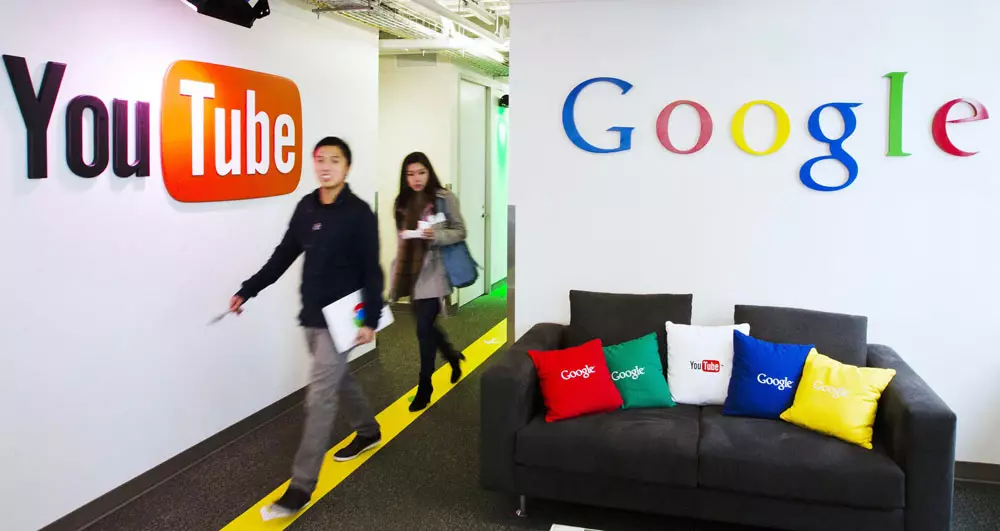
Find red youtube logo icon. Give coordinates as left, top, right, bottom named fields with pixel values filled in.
left=701, top=360, right=721, bottom=373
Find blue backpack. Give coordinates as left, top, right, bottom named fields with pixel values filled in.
left=436, top=197, right=480, bottom=289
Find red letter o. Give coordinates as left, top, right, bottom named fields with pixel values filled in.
left=656, top=100, right=714, bottom=154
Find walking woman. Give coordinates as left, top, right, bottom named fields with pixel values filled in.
left=390, top=152, right=467, bottom=412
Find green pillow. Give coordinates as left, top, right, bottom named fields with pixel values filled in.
left=603, top=333, right=676, bottom=409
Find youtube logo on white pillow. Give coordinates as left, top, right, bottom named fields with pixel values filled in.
left=666, top=322, right=750, bottom=405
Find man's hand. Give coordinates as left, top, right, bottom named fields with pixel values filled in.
left=229, top=295, right=246, bottom=315
left=355, top=326, right=375, bottom=345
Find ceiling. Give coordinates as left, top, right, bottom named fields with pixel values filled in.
left=305, top=0, right=510, bottom=78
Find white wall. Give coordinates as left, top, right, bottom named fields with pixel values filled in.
left=377, top=56, right=508, bottom=287
left=512, top=0, right=1000, bottom=465
left=0, top=1, right=378, bottom=529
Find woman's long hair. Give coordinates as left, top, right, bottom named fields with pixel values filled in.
left=394, top=152, right=444, bottom=229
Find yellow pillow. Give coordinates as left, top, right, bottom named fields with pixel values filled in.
left=780, top=349, right=895, bottom=449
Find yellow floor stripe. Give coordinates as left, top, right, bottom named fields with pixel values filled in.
left=220, top=319, right=508, bottom=531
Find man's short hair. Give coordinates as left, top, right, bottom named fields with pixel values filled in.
left=313, top=136, right=352, bottom=166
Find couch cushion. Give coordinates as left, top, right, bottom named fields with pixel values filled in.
left=734, top=305, right=868, bottom=366
left=723, top=330, right=812, bottom=419
left=515, top=405, right=700, bottom=487
left=603, top=333, right=675, bottom=409
left=665, top=322, right=750, bottom=406
left=698, top=406, right=904, bottom=509
left=527, top=339, right=624, bottom=422
left=566, top=291, right=693, bottom=365
left=780, top=350, right=896, bottom=450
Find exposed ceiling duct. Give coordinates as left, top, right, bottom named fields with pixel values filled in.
left=410, top=0, right=504, bottom=46
left=379, top=36, right=505, bottom=62
left=304, top=0, right=509, bottom=78
left=309, top=0, right=377, bottom=12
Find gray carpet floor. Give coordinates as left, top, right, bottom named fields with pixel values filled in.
left=84, top=284, right=1000, bottom=531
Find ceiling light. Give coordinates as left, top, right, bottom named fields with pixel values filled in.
left=461, top=1, right=496, bottom=25
left=412, top=0, right=505, bottom=46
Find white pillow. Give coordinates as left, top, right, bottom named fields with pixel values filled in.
left=666, top=321, right=751, bottom=405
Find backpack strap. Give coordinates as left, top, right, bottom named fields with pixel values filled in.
left=435, top=195, right=449, bottom=221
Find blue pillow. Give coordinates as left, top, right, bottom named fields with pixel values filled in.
left=723, top=330, right=812, bottom=419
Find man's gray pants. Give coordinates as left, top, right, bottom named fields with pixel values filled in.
left=291, top=328, right=380, bottom=494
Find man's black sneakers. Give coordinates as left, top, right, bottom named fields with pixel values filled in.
left=333, top=432, right=382, bottom=462
left=274, top=487, right=311, bottom=511
left=260, top=487, right=310, bottom=520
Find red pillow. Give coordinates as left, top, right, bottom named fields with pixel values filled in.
left=528, top=339, right=624, bottom=422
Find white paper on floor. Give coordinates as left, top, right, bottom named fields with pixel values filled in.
left=260, top=503, right=297, bottom=522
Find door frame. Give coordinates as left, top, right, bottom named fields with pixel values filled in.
left=456, top=76, right=493, bottom=304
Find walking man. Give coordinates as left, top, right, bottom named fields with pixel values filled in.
left=230, top=137, right=384, bottom=517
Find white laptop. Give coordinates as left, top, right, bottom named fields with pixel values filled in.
left=322, top=290, right=394, bottom=353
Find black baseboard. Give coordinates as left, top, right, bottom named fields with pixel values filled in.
left=41, top=348, right=379, bottom=531
left=955, top=461, right=1000, bottom=484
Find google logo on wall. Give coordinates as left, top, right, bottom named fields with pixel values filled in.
left=561, top=72, right=990, bottom=192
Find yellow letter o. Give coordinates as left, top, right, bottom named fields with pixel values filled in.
left=731, top=100, right=790, bottom=156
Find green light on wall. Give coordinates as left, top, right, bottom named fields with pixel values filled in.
left=497, top=106, right=508, bottom=148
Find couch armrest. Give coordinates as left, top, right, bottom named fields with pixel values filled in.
left=868, top=344, right=957, bottom=531
left=480, top=323, right=563, bottom=492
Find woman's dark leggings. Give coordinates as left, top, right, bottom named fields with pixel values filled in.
left=413, top=298, right=457, bottom=391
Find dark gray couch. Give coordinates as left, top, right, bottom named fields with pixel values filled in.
left=481, top=291, right=957, bottom=531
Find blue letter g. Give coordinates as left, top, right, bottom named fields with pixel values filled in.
left=562, top=77, right=634, bottom=153
left=800, top=102, right=862, bottom=192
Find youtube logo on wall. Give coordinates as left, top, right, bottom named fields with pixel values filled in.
left=2, top=55, right=303, bottom=203
left=161, top=60, right=303, bottom=202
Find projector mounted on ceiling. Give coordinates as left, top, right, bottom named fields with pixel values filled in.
left=182, top=0, right=271, bottom=28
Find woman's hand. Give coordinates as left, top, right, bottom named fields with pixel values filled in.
left=421, top=227, right=434, bottom=240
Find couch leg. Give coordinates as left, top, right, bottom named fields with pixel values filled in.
left=516, top=495, right=528, bottom=517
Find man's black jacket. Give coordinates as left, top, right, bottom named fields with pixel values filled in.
left=237, top=185, right=384, bottom=329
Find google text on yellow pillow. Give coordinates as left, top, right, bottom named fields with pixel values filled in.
left=780, top=350, right=896, bottom=449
